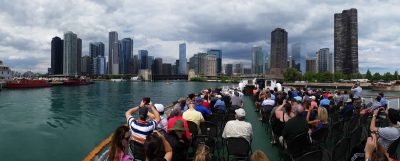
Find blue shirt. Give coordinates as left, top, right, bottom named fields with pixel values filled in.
left=380, top=97, right=388, bottom=106
left=213, top=99, right=226, bottom=111
left=195, top=104, right=212, bottom=117
left=320, top=98, right=330, bottom=107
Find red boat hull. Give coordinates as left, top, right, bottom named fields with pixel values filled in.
left=6, top=80, right=51, bottom=89
left=63, top=79, right=88, bottom=86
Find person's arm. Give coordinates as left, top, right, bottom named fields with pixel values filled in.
left=364, top=133, right=377, bottom=161
left=306, top=108, right=318, bottom=126
left=370, top=109, right=379, bottom=133
left=155, top=131, right=172, bottom=161
left=148, top=103, right=161, bottom=123
left=125, top=101, right=144, bottom=121
left=275, top=100, right=286, bottom=119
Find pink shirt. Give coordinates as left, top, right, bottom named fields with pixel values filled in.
left=119, top=152, right=133, bottom=161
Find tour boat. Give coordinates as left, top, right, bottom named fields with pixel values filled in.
left=371, top=80, right=400, bottom=91
left=5, top=79, right=51, bottom=89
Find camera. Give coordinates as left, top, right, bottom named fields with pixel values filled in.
left=142, top=97, right=151, bottom=105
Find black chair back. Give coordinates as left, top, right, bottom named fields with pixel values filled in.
left=200, top=121, right=218, bottom=138
left=296, top=150, right=323, bottom=161
left=286, top=132, right=311, bottom=158
left=350, top=126, right=362, bottom=150
left=330, top=120, right=344, bottom=144
left=388, top=137, right=400, bottom=159
left=226, top=137, right=251, bottom=160
left=332, top=137, right=351, bottom=161
left=187, top=121, right=199, bottom=137
left=129, top=140, right=145, bottom=161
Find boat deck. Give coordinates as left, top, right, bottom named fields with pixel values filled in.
left=242, top=96, right=280, bottom=160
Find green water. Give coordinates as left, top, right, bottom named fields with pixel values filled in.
left=0, top=81, right=234, bottom=161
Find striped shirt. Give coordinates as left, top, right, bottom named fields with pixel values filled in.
left=128, top=117, right=157, bottom=144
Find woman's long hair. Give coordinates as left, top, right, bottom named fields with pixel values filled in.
left=194, top=144, right=212, bottom=161
left=144, top=133, right=165, bottom=161
left=108, top=126, right=129, bottom=161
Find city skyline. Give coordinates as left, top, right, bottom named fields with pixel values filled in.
left=0, top=1, right=399, bottom=73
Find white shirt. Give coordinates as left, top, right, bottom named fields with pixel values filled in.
left=262, top=99, right=275, bottom=106
left=222, top=120, right=253, bottom=143
left=157, top=115, right=168, bottom=131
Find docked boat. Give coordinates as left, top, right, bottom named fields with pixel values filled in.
left=371, top=80, right=400, bottom=91
left=63, top=79, right=88, bottom=86
left=49, top=80, right=64, bottom=86
left=5, top=79, right=51, bottom=89
left=110, top=79, right=124, bottom=82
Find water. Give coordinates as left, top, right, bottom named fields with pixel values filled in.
left=0, top=81, right=233, bottom=161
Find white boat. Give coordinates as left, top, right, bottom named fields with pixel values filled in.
left=110, top=79, right=123, bottom=82
left=130, top=76, right=141, bottom=81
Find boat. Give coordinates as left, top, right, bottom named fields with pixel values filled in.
left=5, top=79, right=51, bottom=89
left=110, top=79, right=124, bottom=82
left=131, top=76, right=141, bottom=81
left=371, top=80, right=400, bottom=91
left=49, top=80, right=64, bottom=86
left=63, top=79, right=88, bottom=86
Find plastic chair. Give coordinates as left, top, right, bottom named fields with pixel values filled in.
left=331, top=137, right=351, bottom=161
left=286, top=132, right=312, bottom=159
left=187, top=121, right=199, bottom=137
left=200, top=121, right=218, bottom=139
left=295, top=150, right=323, bottom=161
left=311, top=126, right=329, bottom=145
left=225, top=137, right=252, bottom=161
left=349, top=126, right=362, bottom=150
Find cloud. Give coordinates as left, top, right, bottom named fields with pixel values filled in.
left=0, top=0, right=399, bottom=73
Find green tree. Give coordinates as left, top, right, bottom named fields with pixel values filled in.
left=372, top=72, right=381, bottom=81
left=319, top=72, right=333, bottom=82
left=304, top=72, right=317, bottom=82
left=383, top=72, right=393, bottom=81
left=283, top=68, right=302, bottom=82
left=394, top=71, right=399, bottom=80
left=333, top=72, right=345, bottom=81
left=365, top=69, right=372, bottom=80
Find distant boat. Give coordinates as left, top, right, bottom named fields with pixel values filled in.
left=5, top=79, right=51, bottom=89
left=130, top=77, right=141, bottom=81
left=371, top=80, right=400, bottom=91
left=165, top=82, right=173, bottom=85
left=111, top=79, right=124, bottom=82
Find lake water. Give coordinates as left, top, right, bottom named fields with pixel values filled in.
left=0, top=81, right=234, bottom=161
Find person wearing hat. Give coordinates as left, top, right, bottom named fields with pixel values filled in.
left=167, top=106, right=192, bottom=140
left=340, top=98, right=354, bottom=118
left=125, top=99, right=161, bottom=145
left=319, top=93, right=331, bottom=108
left=222, top=108, right=253, bottom=143
left=193, top=97, right=212, bottom=118
left=165, top=120, right=190, bottom=161
left=213, top=95, right=226, bottom=112
left=370, top=108, right=400, bottom=150
left=153, top=104, right=167, bottom=132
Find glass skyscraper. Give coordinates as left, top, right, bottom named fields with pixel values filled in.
left=179, top=43, right=187, bottom=74
left=251, top=46, right=265, bottom=75
left=119, top=38, right=133, bottom=74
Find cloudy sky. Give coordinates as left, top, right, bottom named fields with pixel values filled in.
left=0, top=0, right=399, bottom=73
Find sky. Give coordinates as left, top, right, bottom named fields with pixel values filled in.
left=0, top=0, right=399, bottom=74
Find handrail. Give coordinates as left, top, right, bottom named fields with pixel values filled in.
left=83, top=134, right=113, bottom=161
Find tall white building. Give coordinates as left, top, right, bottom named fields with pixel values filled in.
left=179, top=43, right=187, bottom=74
left=63, top=31, right=80, bottom=76
left=108, top=31, right=119, bottom=75
left=206, top=54, right=217, bottom=76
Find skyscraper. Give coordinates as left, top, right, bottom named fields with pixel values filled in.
left=63, top=31, right=79, bottom=76
left=81, top=56, right=91, bottom=75
left=179, top=43, right=187, bottom=74
left=316, top=48, right=334, bottom=73
left=224, top=64, right=233, bottom=76
left=51, top=36, right=63, bottom=75
left=77, top=38, right=82, bottom=75
left=270, top=28, right=288, bottom=75
left=207, top=49, right=222, bottom=74
left=334, top=8, right=358, bottom=74
left=120, top=38, right=133, bottom=74
left=306, top=58, right=317, bottom=73
left=291, top=43, right=301, bottom=72
left=108, top=31, right=119, bottom=74
left=189, top=53, right=208, bottom=75
left=162, top=64, right=172, bottom=75
left=132, top=55, right=139, bottom=74
left=93, top=56, right=105, bottom=75
left=251, top=46, right=265, bottom=75
left=138, top=50, right=148, bottom=70
left=89, top=42, right=105, bottom=75
left=153, top=58, right=163, bottom=75
left=206, top=54, right=217, bottom=76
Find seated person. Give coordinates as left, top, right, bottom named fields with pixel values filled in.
left=370, top=108, right=400, bottom=150
left=306, top=107, right=328, bottom=133
left=194, top=97, right=212, bottom=118
left=222, top=108, right=253, bottom=143
left=144, top=131, right=173, bottom=161
left=340, top=98, right=354, bottom=118
left=183, top=101, right=205, bottom=126
left=167, top=106, right=191, bottom=140
left=166, top=120, right=190, bottom=161
left=281, top=107, right=308, bottom=145
left=213, top=95, right=226, bottom=112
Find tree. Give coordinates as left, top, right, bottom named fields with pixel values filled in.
left=283, top=68, right=302, bottom=82
left=304, top=72, right=317, bottom=82
left=365, top=69, right=372, bottom=80
left=383, top=72, right=393, bottom=81
left=394, top=71, right=399, bottom=80
left=319, top=72, right=333, bottom=82
left=334, top=72, right=345, bottom=81
left=372, top=72, right=382, bottom=81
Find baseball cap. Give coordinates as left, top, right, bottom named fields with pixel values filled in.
left=235, top=108, right=246, bottom=117
left=154, top=104, right=165, bottom=113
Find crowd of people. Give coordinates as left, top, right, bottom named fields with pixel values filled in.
left=253, top=82, right=400, bottom=161
left=107, top=88, right=270, bottom=161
